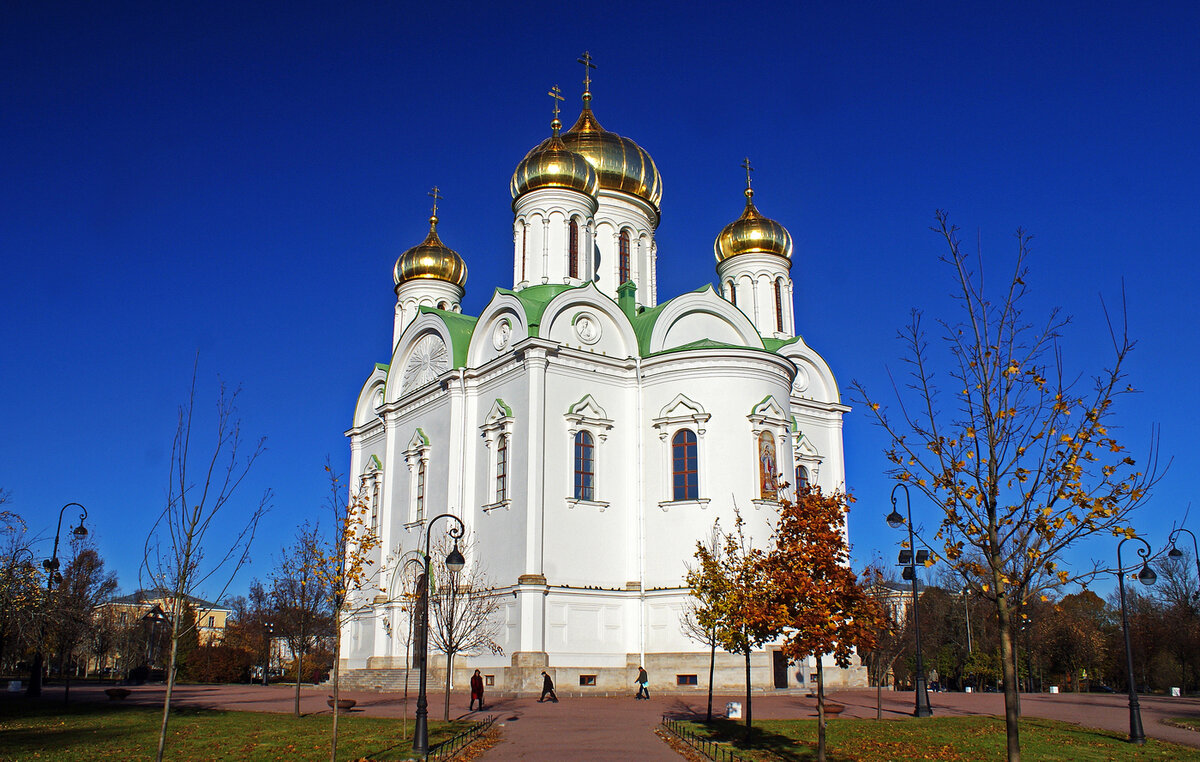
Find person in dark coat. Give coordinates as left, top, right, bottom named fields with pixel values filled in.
left=469, top=668, right=485, bottom=711
left=538, top=670, right=558, bottom=702
left=635, top=666, right=650, bottom=700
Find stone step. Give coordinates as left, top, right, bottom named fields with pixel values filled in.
left=326, top=668, right=423, bottom=692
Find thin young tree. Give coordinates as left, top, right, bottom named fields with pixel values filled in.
left=271, top=521, right=332, bottom=717
left=681, top=522, right=725, bottom=721
left=142, top=362, right=270, bottom=762
left=426, top=531, right=504, bottom=720
left=312, top=463, right=381, bottom=762
left=760, top=486, right=883, bottom=762
left=853, top=212, right=1160, bottom=762
left=860, top=563, right=909, bottom=719
left=689, top=507, right=775, bottom=737
left=50, top=539, right=118, bottom=700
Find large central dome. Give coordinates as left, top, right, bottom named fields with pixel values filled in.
left=522, top=93, right=662, bottom=210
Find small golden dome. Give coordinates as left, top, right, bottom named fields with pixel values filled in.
left=714, top=188, right=793, bottom=263
left=393, top=214, right=468, bottom=290
left=511, top=118, right=599, bottom=199
left=523, top=93, right=662, bottom=210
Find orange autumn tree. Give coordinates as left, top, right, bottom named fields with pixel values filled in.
left=853, top=212, right=1159, bottom=762
left=761, top=486, right=883, bottom=762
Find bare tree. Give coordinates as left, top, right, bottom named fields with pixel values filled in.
left=141, top=361, right=269, bottom=762
left=860, top=562, right=910, bottom=719
left=50, top=538, right=117, bottom=700
left=426, top=531, right=504, bottom=721
left=271, top=521, right=332, bottom=716
left=853, top=212, right=1161, bottom=761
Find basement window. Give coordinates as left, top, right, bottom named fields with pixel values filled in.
left=579, top=675, right=597, bottom=686
left=677, top=674, right=698, bottom=686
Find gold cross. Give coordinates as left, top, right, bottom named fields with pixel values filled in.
left=428, top=186, right=442, bottom=216
left=548, top=85, right=564, bottom=119
left=577, top=51, right=596, bottom=92
left=741, top=157, right=754, bottom=190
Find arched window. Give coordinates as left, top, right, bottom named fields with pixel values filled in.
left=521, top=226, right=527, bottom=281
left=496, top=434, right=508, bottom=503
left=574, top=430, right=595, bottom=501
left=671, top=429, right=699, bottom=501
left=416, top=459, right=427, bottom=521
left=619, top=230, right=630, bottom=284
left=774, top=279, right=785, bottom=333
left=438, top=301, right=448, bottom=310
left=568, top=219, right=579, bottom=279
left=728, top=280, right=737, bottom=308
left=797, top=465, right=810, bottom=490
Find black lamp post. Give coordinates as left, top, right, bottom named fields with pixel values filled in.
left=1167, top=528, right=1200, bottom=595
left=412, top=513, right=466, bottom=755
left=1116, top=536, right=1156, bottom=744
left=262, top=622, right=275, bottom=686
left=27, top=503, right=88, bottom=697
left=885, top=484, right=932, bottom=717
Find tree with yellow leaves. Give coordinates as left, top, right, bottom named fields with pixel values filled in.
left=313, top=462, right=381, bottom=762
left=853, top=212, right=1160, bottom=762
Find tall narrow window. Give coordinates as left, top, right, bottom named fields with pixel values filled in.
left=521, top=226, right=527, bottom=281
left=574, top=431, right=595, bottom=500
left=496, top=434, right=508, bottom=502
left=774, top=279, right=784, bottom=332
left=671, top=429, right=699, bottom=501
left=416, top=460, right=427, bottom=521
left=568, top=220, right=579, bottom=279
left=619, top=230, right=630, bottom=284
left=728, top=280, right=737, bottom=307
left=797, top=465, right=810, bottom=489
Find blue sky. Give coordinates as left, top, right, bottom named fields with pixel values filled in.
left=3, top=1, right=1197, bottom=601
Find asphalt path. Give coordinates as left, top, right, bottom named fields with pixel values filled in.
left=15, top=684, right=1200, bottom=759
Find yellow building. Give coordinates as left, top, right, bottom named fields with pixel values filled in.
left=98, top=590, right=231, bottom=644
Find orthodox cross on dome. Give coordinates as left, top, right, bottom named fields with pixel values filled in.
left=548, top=85, right=564, bottom=119
left=428, top=186, right=442, bottom=217
left=741, top=157, right=754, bottom=190
left=577, top=50, right=596, bottom=95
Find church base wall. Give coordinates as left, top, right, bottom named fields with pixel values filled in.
left=396, top=649, right=868, bottom=696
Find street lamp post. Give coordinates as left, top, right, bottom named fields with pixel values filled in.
left=1116, top=536, right=1157, bottom=744
left=885, top=484, right=932, bottom=717
left=1167, top=528, right=1200, bottom=593
left=27, top=502, right=88, bottom=697
left=262, top=622, right=275, bottom=686
left=412, top=513, right=466, bottom=755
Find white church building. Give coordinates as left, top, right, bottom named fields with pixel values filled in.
left=341, top=75, right=864, bottom=693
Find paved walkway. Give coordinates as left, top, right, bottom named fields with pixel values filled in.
left=18, top=684, right=1200, bottom=758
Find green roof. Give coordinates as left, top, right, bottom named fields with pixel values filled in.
left=494, top=283, right=576, bottom=334
left=416, top=307, right=478, bottom=367
left=374, top=363, right=390, bottom=372
left=763, top=336, right=801, bottom=352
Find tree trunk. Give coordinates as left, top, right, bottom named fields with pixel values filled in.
left=293, top=633, right=304, bottom=717
left=155, top=622, right=181, bottom=762
left=876, top=682, right=882, bottom=720
left=330, top=620, right=340, bottom=762
left=706, top=637, right=716, bottom=722
left=816, top=658, right=827, bottom=762
left=443, top=649, right=454, bottom=721
left=744, top=648, right=752, bottom=738
left=997, top=590, right=1021, bottom=762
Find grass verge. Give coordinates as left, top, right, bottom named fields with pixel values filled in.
left=672, top=717, right=1200, bottom=761
left=0, top=699, right=476, bottom=761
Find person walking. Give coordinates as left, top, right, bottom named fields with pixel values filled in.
left=635, top=666, right=650, bottom=700
left=538, top=671, right=558, bottom=702
left=469, top=668, right=485, bottom=711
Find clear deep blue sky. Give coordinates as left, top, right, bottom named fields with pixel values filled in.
left=3, top=1, right=1197, bottom=601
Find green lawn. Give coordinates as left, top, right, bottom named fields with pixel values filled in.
left=671, top=717, right=1200, bottom=761
left=0, top=700, right=476, bottom=761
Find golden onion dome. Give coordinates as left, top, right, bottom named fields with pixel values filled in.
left=511, top=118, right=599, bottom=199
left=522, top=93, right=662, bottom=211
left=393, top=214, right=468, bottom=290
left=714, top=187, right=793, bottom=263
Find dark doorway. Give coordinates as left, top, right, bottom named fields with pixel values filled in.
left=772, top=650, right=789, bottom=689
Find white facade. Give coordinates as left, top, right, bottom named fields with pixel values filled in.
left=342, top=89, right=862, bottom=693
